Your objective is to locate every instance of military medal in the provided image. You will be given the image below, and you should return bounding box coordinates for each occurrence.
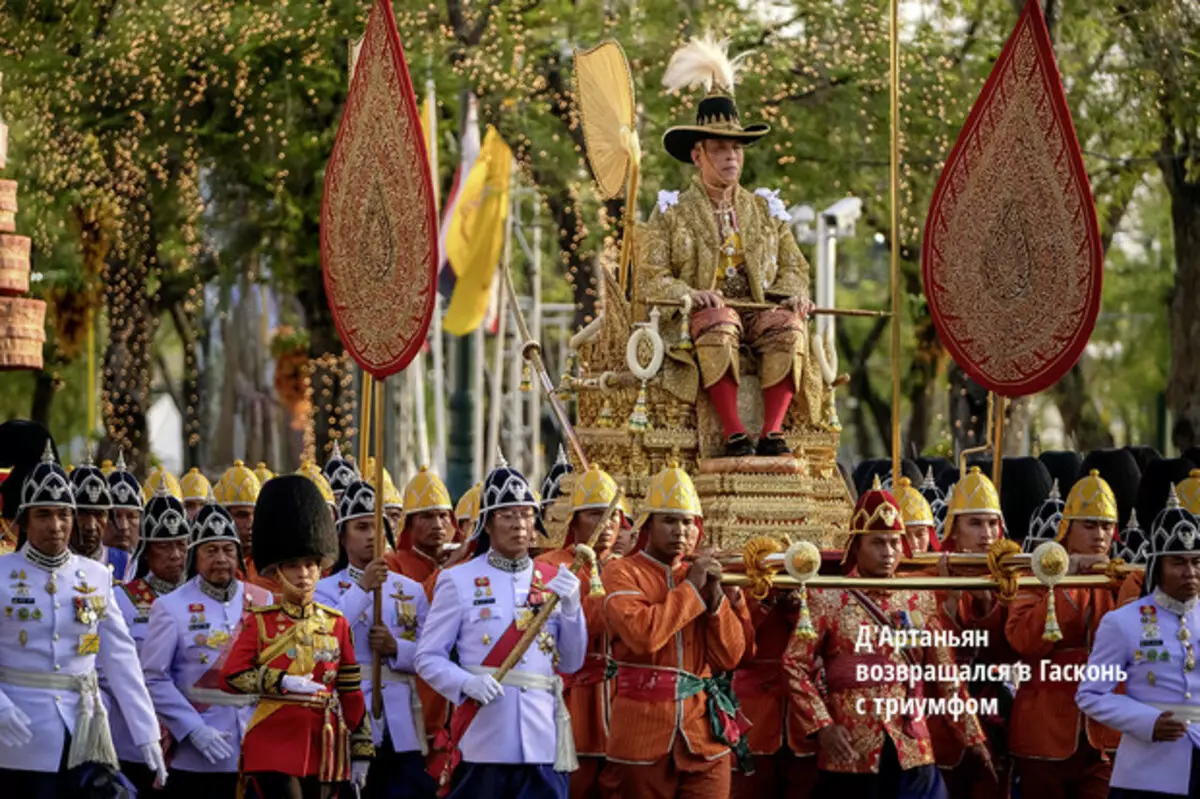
[77,633,100,655]
[17,608,28,621]
[31,609,42,621]
[482,634,492,645]
[194,633,208,647]
[18,630,26,647]
[45,579,56,595]
[1148,671,1157,686]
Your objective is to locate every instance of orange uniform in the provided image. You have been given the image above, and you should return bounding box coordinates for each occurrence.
[1117,571,1143,606]
[538,546,619,799]
[1004,587,1120,797]
[931,592,1016,798]
[602,551,749,795]
[730,597,818,799]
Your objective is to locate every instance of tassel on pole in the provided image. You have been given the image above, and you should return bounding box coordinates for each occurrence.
[794,585,817,639]
[627,380,650,432]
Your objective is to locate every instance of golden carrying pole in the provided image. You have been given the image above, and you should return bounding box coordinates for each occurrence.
[360,373,374,468]
[650,298,889,318]
[721,573,1119,591]
[371,382,385,718]
[992,394,1007,496]
[888,0,903,482]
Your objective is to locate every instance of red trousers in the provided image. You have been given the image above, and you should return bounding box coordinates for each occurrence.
[606,739,731,799]
[570,756,619,799]
[732,751,818,799]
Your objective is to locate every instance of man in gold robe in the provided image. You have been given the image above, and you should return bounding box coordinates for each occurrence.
[639,35,818,457]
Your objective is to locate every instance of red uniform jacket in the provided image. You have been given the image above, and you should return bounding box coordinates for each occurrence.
[221,600,373,780]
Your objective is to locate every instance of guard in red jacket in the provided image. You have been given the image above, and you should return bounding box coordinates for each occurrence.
[221,475,374,798]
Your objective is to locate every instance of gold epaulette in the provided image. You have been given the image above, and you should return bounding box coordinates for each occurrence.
[314,602,343,618]
[251,604,280,615]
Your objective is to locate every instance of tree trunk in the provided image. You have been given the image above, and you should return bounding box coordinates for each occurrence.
[1049,363,1114,450]
[29,370,54,427]
[1164,177,1200,451]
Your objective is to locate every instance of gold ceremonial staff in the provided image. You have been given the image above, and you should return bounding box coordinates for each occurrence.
[649,298,890,318]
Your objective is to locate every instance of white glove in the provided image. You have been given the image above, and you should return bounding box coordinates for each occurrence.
[0,705,32,748]
[547,565,582,616]
[462,673,504,705]
[351,759,370,789]
[189,725,235,764]
[281,673,325,695]
[141,741,168,787]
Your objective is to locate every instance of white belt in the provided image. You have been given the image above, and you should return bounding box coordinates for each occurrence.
[465,665,577,773]
[187,687,258,708]
[373,669,428,756]
[1148,702,1200,723]
[0,666,116,769]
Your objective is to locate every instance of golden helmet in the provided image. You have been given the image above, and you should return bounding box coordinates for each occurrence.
[943,466,1003,538]
[180,468,212,502]
[363,457,403,509]
[402,467,452,524]
[213,460,261,508]
[1056,469,1118,542]
[1177,469,1200,516]
[455,483,482,524]
[569,464,620,514]
[141,466,182,504]
[253,462,275,486]
[635,461,702,530]
[296,460,336,507]
[894,476,934,527]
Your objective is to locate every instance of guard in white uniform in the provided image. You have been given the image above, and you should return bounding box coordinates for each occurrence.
[104,451,141,582]
[415,459,586,799]
[141,501,272,798]
[103,485,190,793]
[321,479,437,798]
[0,443,167,797]
[68,447,112,562]
[1078,487,1200,798]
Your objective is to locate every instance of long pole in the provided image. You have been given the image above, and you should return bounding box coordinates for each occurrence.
[472,326,485,482]
[486,164,515,471]
[431,295,447,475]
[371,382,385,718]
[87,310,96,437]
[993,394,1007,495]
[360,374,373,468]
[530,202,543,471]
[889,0,903,481]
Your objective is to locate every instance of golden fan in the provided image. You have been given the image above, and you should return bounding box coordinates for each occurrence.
[574,40,640,293]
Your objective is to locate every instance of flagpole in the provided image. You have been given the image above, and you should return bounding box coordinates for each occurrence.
[529,200,543,473]
[472,325,485,482]
[486,159,516,473]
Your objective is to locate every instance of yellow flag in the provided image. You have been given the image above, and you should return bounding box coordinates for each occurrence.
[443,126,512,336]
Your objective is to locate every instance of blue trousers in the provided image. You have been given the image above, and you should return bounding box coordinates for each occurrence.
[367,734,437,799]
[448,763,568,799]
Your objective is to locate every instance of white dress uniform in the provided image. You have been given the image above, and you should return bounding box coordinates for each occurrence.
[0,544,159,771]
[415,550,587,766]
[335,570,429,752]
[140,575,265,773]
[314,564,363,608]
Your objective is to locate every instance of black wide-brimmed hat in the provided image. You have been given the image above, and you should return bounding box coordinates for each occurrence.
[252,475,338,573]
[661,34,769,164]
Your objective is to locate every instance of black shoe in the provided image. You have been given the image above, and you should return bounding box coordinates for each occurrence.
[756,432,792,456]
[723,433,756,458]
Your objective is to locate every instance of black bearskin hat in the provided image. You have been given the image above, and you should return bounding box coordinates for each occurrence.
[999,457,1053,548]
[0,420,59,523]
[853,458,922,496]
[1038,451,1082,498]
[1136,457,1197,540]
[251,475,338,573]
[1125,445,1162,475]
[915,457,954,483]
[1080,448,1141,530]
[936,467,960,496]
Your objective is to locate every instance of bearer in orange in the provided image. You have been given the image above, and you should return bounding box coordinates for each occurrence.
[783,477,989,798]
[602,462,752,798]
[1005,469,1120,799]
[220,475,374,798]
[537,464,624,799]
[384,467,457,586]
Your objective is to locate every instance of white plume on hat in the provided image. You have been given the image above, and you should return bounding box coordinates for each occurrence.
[661,33,750,95]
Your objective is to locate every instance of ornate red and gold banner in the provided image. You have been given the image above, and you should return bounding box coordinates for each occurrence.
[321,0,437,380]
[922,0,1102,397]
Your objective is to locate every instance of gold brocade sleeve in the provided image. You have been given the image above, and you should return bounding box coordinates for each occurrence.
[781,589,834,737]
[225,666,285,695]
[638,209,691,305]
[765,215,811,300]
